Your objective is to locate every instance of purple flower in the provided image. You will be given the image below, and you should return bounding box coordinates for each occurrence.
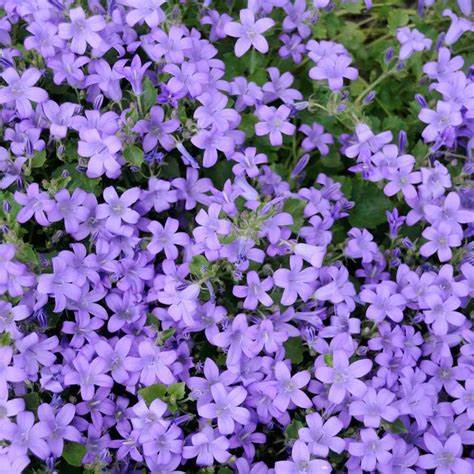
[122,0,166,27]
[316,350,372,403]
[148,217,189,259]
[275,440,331,474]
[349,388,399,428]
[198,383,250,434]
[42,100,77,139]
[420,223,462,262]
[255,104,296,146]
[300,123,333,155]
[233,271,273,310]
[77,129,122,178]
[419,101,463,143]
[224,9,275,57]
[344,228,379,263]
[360,281,406,322]
[64,355,113,400]
[348,429,394,472]
[0,67,48,117]
[96,186,140,233]
[309,55,358,91]
[0,346,25,395]
[397,27,432,59]
[4,411,50,460]
[423,294,465,335]
[182,426,230,466]
[133,106,179,152]
[273,362,312,411]
[119,54,151,96]
[14,183,55,226]
[58,7,105,54]
[298,412,345,457]
[232,147,268,178]
[36,403,81,457]
[418,433,471,473]
[193,204,231,250]
[274,256,317,306]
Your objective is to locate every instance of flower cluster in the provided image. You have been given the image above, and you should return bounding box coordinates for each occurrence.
[0,0,472,473]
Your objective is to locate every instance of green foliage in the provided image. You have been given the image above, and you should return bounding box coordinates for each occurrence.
[139,382,186,412]
[62,442,87,467]
[285,419,304,440]
[123,144,144,167]
[283,198,306,232]
[348,178,392,229]
[383,418,408,434]
[284,337,304,365]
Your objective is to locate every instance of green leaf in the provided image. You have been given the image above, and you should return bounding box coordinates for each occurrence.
[324,353,333,367]
[284,337,304,365]
[31,150,46,168]
[142,76,157,111]
[123,144,144,167]
[348,178,392,229]
[62,442,86,467]
[388,10,409,31]
[157,327,175,344]
[383,418,407,434]
[139,383,168,405]
[285,419,304,440]
[190,255,209,276]
[218,468,233,474]
[0,332,11,346]
[168,382,186,401]
[283,198,306,232]
[24,392,41,411]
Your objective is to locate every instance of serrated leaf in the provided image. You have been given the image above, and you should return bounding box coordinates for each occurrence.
[190,255,209,276]
[284,337,304,365]
[62,442,86,467]
[0,332,11,346]
[142,77,157,111]
[383,418,407,434]
[31,150,46,168]
[123,144,144,167]
[348,178,392,229]
[168,382,186,400]
[24,392,41,411]
[285,419,304,440]
[388,10,409,31]
[324,353,333,367]
[283,198,306,232]
[139,383,168,405]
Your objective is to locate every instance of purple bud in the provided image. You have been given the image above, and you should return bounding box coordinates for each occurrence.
[417,0,425,17]
[291,154,310,179]
[94,94,104,110]
[435,33,446,50]
[402,237,414,249]
[47,0,64,9]
[396,61,405,71]
[413,312,424,323]
[363,91,376,105]
[336,104,347,113]
[415,94,428,107]
[2,200,10,213]
[398,130,407,153]
[0,57,13,68]
[61,169,70,179]
[384,47,394,63]
[26,139,34,157]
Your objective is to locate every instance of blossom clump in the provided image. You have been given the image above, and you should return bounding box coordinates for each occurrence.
[0,0,473,473]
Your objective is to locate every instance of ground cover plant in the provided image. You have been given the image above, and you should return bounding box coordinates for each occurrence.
[0,0,473,472]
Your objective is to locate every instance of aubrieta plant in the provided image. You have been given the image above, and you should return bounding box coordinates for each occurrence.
[0,0,473,472]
